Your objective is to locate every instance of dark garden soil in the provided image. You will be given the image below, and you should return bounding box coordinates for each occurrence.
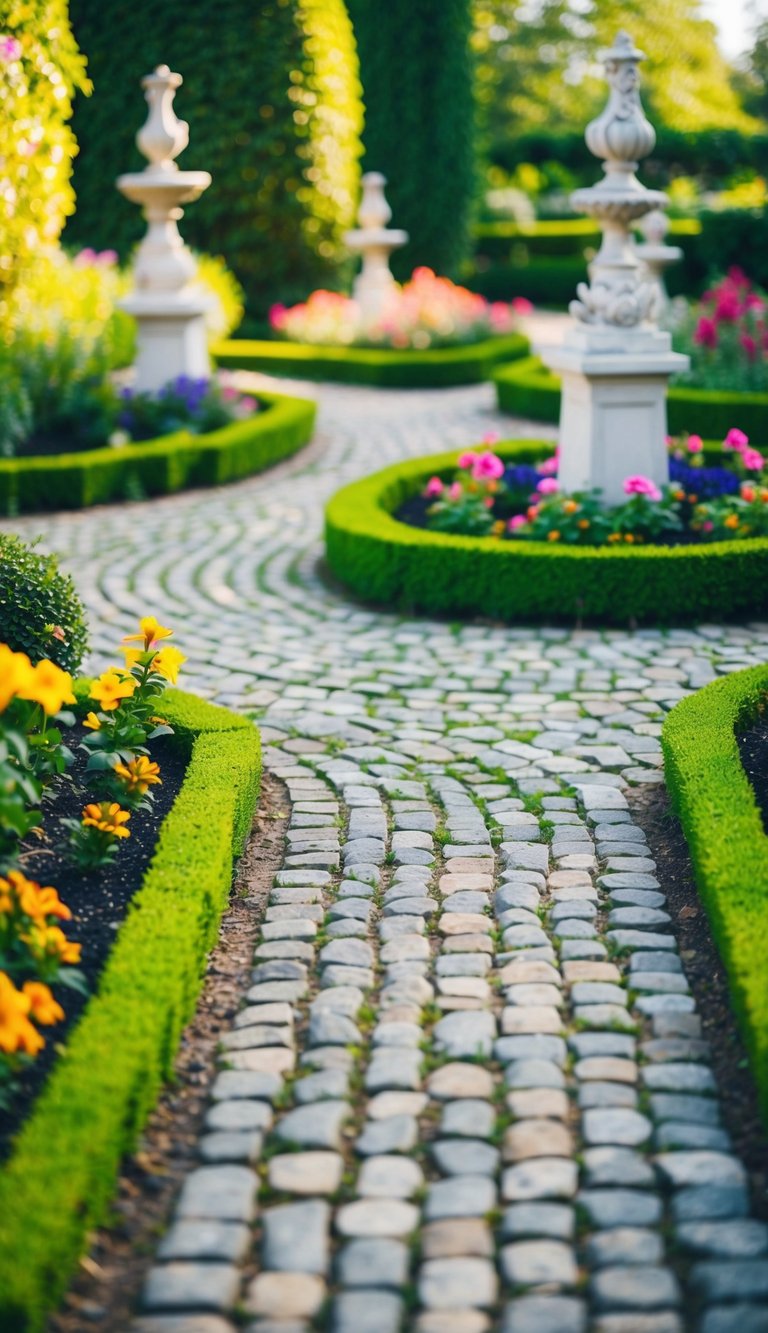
[632,782,768,1218]
[0,725,185,1158]
[737,718,768,832]
[49,771,286,1333]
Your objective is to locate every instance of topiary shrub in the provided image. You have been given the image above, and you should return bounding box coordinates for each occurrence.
[347,0,476,281]
[0,535,88,671]
[65,0,363,322]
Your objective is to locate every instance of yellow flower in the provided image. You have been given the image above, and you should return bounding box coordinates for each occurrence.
[90,671,136,711]
[0,972,44,1056]
[22,981,64,1026]
[113,756,162,796]
[123,617,173,651]
[0,870,71,922]
[24,924,82,967]
[724,514,740,529]
[547,530,561,542]
[83,711,102,730]
[0,644,36,713]
[16,658,76,715]
[607,532,621,544]
[123,648,142,671]
[82,801,131,839]
[151,646,186,684]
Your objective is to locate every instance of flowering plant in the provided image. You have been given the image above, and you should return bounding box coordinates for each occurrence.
[423,439,507,535]
[270,268,531,350]
[673,269,768,393]
[112,374,257,447]
[0,971,65,1106]
[62,801,132,870]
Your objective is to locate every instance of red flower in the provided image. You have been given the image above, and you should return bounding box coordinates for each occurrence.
[694,317,718,349]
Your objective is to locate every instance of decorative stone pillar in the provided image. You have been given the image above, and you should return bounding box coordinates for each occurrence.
[344,173,408,327]
[117,66,212,392]
[543,33,689,505]
[635,209,682,322]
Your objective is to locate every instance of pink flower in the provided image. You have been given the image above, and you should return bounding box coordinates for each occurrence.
[742,448,765,472]
[472,451,505,481]
[0,35,22,61]
[537,456,558,475]
[624,475,662,501]
[702,520,714,533]
[457,451,478,470]
[424,476,444,497]
[512,297,534,315]
[508,514,527,530]
[694,317,718,349]
[269,303,287,329]
[448,482,462,501]
[537,477,559,495]
[687,435,703,454]
[484,496,494,508]
[724,428,749,451]
[482,430,500,445]
[741,334,757,360]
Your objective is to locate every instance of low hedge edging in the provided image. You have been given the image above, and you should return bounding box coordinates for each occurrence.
[324,440,768,624]
[0,389,316,514]
[493,355,768,442]
[662,665,768,1124]
[213,332,530,388]
[0,688,261,1332]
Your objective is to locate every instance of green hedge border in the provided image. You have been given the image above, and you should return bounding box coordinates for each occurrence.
[0,688,261,1332]
[0,390,316,515]
[662,665,768,1125]
[493,356,768,443]
[213,331,530,387]
[324,440,768,624]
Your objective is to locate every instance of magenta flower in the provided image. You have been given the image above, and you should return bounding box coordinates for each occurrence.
[472,451,505,481]
[694,317,718,349]
[537,456,558,476]
[0,35,22,61]
[512,297,534,315]
[702,520,714,533]
[724,428,749,451]
[424,476,444,497]
[741,333,757,360]
[508,514,527,530]
[457,451,478,470]
[482,430,500,446]
[687,435,703,454]
[624,475,662,501]
[537,477,559,495]
[448,482,462,501]
[742,448,765,472]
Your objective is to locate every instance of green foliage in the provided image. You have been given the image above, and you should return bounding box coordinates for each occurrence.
[493,356,768,442]
[662,666,768,1125]
[66,0,363,319]
[214,332,529,388]
[0,689,261,1332]
[348,0,476,280]
[0,536,88,672]
[0,3,90,330]
[0,390,316,514]
[324,440,768,625]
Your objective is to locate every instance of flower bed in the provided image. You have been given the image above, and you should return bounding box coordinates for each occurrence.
[662,664,768,1124]
[493,355,768,442]
[0,388,316,514]
[214,331,530,388]
[673,269,768,393]
[0,668,261,1329]
[325,440,768,624]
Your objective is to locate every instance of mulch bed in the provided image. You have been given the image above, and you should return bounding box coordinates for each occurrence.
[632,781,768,1218]
[0,724,185,1158]
[49,771,286,1333]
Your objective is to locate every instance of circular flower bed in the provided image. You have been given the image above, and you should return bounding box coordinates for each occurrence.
[325,438,768,625]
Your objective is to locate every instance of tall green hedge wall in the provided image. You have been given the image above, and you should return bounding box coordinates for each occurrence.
[66,0,363,324]
[347,0,476,281]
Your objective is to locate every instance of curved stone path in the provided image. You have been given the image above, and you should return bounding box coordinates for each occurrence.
[10,377,768,1333]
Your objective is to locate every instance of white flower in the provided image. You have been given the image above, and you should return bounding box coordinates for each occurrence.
[108,430,131,449]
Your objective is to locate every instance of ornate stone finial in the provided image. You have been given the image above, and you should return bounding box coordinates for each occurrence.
[344,172,408,328]
[136,65,189,173]
[585,32,655,173]
[357,172,392,230]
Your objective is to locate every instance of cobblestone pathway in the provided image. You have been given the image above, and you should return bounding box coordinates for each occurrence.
[11,379,768,1332]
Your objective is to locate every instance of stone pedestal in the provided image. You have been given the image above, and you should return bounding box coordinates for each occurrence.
[119,295,209,391]
[345,173,408,328]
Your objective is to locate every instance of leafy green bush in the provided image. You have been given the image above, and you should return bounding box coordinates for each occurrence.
[493,355,768,441]
[324,440,768,624]
[0,3,89,330]
[214,332,529,388]
[0,688,261,1332]
[66,0,363,319]
[662,665,768,1124]
[0,536,88,672]
[0,390,316,514]
[347,0,476,281]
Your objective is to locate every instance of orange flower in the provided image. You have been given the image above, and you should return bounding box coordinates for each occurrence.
[24,924,82,967]
[17,659,76,716]
[90,671,136,712]
[577,519,590,530]
[82,801,131,839]
[563,500,579,515]
[0,871,71,922]
[724,514,740,529]
[23,981,64,1026]
[547,530,561,542]
[113,756,162,796]
[0,972,44,1055]
[123,617,173,651]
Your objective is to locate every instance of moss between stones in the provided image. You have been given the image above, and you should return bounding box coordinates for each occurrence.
[214,332,530,387]
[0,390,316,515]
[493,355,768,442]
[662,666,768,1125]
[0,688,261,1332]
[324,439,768,625]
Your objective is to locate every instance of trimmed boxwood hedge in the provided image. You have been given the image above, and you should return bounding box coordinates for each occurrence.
[213,332,530,388]
[325,440,768,625]
[662,665,768,1124]
[493,355,768,443]
[0,687,261,1332]
[0,390,316,515]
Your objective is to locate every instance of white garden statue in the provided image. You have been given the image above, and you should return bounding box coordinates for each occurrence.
[635,209,683,322]
[344,173,408,328]
[544,32,689,505]
[117,66,212,392]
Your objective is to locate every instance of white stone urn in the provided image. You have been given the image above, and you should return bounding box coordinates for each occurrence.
[344,173,408,328]
[117,65,212,392]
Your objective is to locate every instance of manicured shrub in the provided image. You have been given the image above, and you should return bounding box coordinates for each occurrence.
[324,441,768,625]
[66,0,363,319]
[0,688,261,1331]
[0,535,88,672]
[662,665,768,1124]
[347,0,476,280]
[214,332,529,388]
